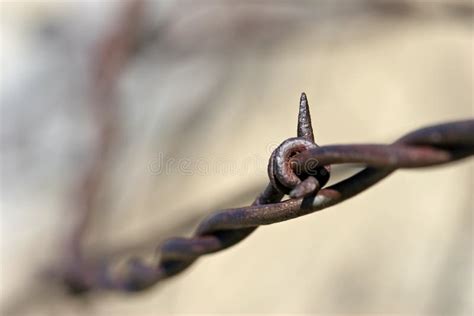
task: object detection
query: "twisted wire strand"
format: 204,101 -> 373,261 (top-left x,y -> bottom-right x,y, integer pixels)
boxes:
115,123 -> 474,291
64,95 -> 474,293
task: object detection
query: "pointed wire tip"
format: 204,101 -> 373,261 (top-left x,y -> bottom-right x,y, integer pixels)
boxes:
297,92 -> 314,142
300,92 -> 307,102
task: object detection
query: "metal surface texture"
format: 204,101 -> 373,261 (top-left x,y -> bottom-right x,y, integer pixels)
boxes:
65,93 -> 474,293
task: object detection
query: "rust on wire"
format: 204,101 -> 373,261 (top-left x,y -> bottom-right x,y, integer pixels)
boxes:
65,93 -> 474,293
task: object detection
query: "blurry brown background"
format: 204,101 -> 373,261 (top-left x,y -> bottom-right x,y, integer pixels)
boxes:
0,1 -> 472,315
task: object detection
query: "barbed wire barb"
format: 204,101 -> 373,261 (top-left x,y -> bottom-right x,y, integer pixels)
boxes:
63,94 -> 474,293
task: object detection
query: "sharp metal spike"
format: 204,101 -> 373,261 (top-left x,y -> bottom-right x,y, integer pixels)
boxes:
297,92 -> 314,142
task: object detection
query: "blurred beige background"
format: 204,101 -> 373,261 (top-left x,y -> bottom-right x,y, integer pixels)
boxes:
1,1 -> 473,315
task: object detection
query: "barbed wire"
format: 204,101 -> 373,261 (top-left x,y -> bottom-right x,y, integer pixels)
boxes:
64,93 -> 474,293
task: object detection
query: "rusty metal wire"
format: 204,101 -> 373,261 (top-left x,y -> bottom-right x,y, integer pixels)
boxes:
65,93 -> 474,293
